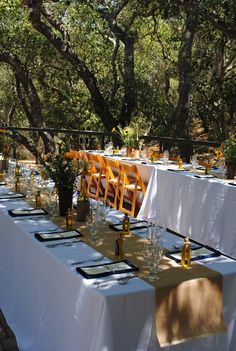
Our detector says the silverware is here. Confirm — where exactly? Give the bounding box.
[94,275,137,288]
[71,255,105,266]
[46,240,83,248]
[14,216,46,221]
[31,228,59,233]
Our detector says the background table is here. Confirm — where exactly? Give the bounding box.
[138,167,236,259]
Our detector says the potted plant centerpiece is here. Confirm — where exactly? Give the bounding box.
[43,143,80,216]
[112,119,148,158]
[76,158,91,221]
[221,138,236,179]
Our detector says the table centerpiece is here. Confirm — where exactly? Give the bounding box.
[112,123,145,157]
[221,138,236,179]
[43,143,81,216]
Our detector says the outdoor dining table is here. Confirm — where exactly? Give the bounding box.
[1,185,236,351]
[93,152,236,259]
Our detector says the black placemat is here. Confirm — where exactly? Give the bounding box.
[8,207,47,217]
[167,168,189,172]
[166,246,221,262]
[0,193,26,200]
[76,259,139,279]
[35,229,83,242]
[109,220,147,232]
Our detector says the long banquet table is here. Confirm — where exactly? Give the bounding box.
[137,165,236,259]
[93,152,236,259]
[1,185,236,351]
[94,155,236,259]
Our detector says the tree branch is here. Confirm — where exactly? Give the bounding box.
[22,0,117,131]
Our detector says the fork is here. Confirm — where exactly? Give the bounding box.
[94,275,137,288]
[47,240,84,248]
[71,255,105,266]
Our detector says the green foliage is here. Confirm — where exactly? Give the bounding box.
[0,0,235,149]
[42,142,80,189]
[222,138,236,165]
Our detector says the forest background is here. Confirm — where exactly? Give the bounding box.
[0,0,235,160]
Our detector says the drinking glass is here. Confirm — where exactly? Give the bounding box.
[218,158,226,179]
[146,239,164,281]
[86,208,99,245]
[147,218,157,241]
[163,150,169,165]
[190,154,198,169]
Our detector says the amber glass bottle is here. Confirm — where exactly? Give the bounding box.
[15,163,20,177]
[115,233,124,259]
[66,208,73,229]
[78,175,89,202]
[15,177,20,192]
[122,213,130,236]
[181,237,191,268]
[35,190,42,208]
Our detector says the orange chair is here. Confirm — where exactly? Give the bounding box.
[69,149,85,160]
[103,157,120,209]
[118,162,146,217]
[86,153,106,200]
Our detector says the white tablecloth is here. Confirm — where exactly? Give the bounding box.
[1,188,236,351]
[138,167,236,259]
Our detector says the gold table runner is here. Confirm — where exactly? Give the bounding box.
[69,223,226,346]
[40,214,227,346]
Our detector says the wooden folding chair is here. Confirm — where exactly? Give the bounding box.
[103,158,120,209]
[86,153,106,200]
[118,162,146,217]
[69,149,85,160]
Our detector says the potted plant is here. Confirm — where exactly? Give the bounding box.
[76,159,91,221]
[43,143,80,216]
[221,138,236,179]
[112,120,148,157]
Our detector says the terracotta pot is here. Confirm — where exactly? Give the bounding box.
[126,146,133,157]
[58,187,73,216]
[226,163,236,179]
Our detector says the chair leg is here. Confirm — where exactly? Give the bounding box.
[95,176,102,201]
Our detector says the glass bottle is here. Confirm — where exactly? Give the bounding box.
[131,148,135,158]
[181,237,191,268]
[78,174,89,202]
[15,177,20,192]
[115,233,124,259]
[30,170,35,184]
[35,190,42,208]
[66,208,73,229]
[122,213,130,236]
[178,158,183,169]
[15,163,20,177]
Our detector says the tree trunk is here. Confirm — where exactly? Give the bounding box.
[0,52,55,158]
[169,5,198,160]
[22,0,117,131]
